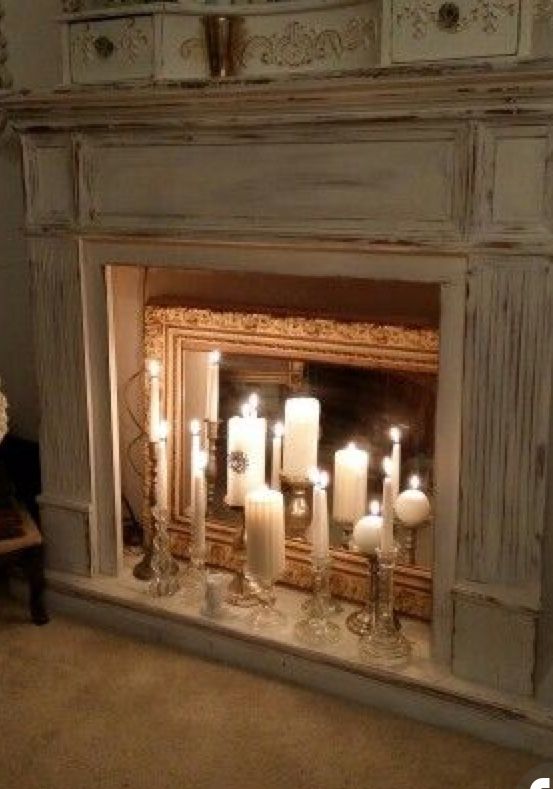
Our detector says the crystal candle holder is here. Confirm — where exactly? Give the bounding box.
[295,557,341,647]
[280,473,313,539]
[226,508,258,608]
[204,418,221,517]
[181,539,207,602]
[346,553,378,636]
[149,507,180,597]
[249,577,286,631]
[359,545,411,666]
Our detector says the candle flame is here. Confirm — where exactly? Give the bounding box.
[370,500,381,516]
[308,467,320,485]
[148,359,161,378]
[157,420,169,442]
[383,456,393,476]
[241,403,251,419]
[209,350,221,365]
[249,392,259,410]
[390,426,401,444]
[273,421,284,438]
[318,471,330,490]
[410,474,421,490]
[347,441,357,450]
[190,418,201,436]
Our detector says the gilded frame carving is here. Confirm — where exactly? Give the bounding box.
[145,305,438,620]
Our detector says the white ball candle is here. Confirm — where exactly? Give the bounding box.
[205,350,220,423]
[245,487,286,582]
[282,397,320,479]
[353,500,383,555]
[332,442,368,524]
[311,470,330,561]
[395,475,431,526]
[147,359,161,442]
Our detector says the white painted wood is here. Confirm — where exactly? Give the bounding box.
[68,15,155,85]
[432,278,466,665]
[77,125,467,242]
[458,258,553,589]
[21,134,75,227]
[473,123,553,243]
[453,588,538,697]
[38,495,92,575]
[391,1,521,64]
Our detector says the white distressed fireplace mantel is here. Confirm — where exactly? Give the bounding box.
[2,63,553,730]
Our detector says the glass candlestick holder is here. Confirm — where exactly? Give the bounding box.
[204,418,221,517]
[280,474,313,539]
[295,556,341,647]
[149,507,181,598]
[249,577,286,631]
[226,507,258,607]
[346,553,378,636]
[359,545,412,666]
[181,538,207,602]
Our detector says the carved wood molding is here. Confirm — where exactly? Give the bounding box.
[145,306,439,375]
[144,304,435,620]
[395,1,517,39]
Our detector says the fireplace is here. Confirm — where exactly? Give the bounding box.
[5,66,553,741]
[109,266,440,619]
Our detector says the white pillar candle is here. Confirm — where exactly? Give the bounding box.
[271,422,284,490]
[192,450,208,554]
[226,413,248,507]
[395,475,431,526]
[282,397,320,479]
[156,420,169,511]
[205,350,220,423]
[190,418,201,511]
[311,470,330,561]
[226,401,267,506]
[245,486,285,582]
[390,427,402,503]
[244,396,266,496]
[147,359,161,442]
[332,442,369,524]
[353,500,383,555]
[382,457,394,552]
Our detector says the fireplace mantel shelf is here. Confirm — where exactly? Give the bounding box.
[4,61,553,129]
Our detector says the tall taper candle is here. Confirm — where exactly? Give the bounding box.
[271,422,284,490]
[148,359,161,442]
[282,397,320,479]
[390,427,402,503]
[382,457,394,552]
[190,419,201,512]
[156,420,169,511]
[311,470,330,561]
[205,350,220,423]
[192,450,208,554]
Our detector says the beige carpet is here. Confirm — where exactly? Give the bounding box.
[0,595,540,789]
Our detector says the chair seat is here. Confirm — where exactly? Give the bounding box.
[0,509,42,557]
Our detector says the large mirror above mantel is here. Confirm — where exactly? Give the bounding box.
[140,294,439,621]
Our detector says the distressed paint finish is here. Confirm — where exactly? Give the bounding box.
[458,259,553,588]
[29,237,90,503]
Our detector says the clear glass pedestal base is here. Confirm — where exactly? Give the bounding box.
[248,579,286,631]
[359,622,412,666]
[346,607,374,636]
[295,616,341,647]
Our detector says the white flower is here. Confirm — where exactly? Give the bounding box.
[0,381,8,444]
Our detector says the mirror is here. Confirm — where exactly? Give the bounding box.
[144,304,439,619]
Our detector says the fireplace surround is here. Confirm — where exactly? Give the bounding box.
[3,62,553,751]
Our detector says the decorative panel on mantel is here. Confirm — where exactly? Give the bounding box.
[458,260,553,589]
[77,127,468,241]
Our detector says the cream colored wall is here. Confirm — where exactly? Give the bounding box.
[0,0,60,439]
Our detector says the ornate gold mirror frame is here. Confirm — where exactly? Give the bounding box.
[144,305,439,620]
